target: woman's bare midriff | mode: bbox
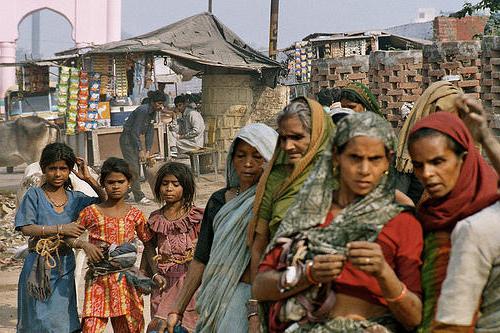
[329,293,389,319]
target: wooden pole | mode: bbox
[268,0,279,59]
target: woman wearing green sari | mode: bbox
[253,112,423,332]
[248,97,335,282]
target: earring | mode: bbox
[384,170,389,175]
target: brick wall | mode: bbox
[250,85,289,127]
[201,74,288,163]
[481,36,500,135]
[310,55,369,94]
[202,74,255,157]
[434,16,488,42]
[422,41,482,98]
[369,50,423,127]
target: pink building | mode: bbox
[0,0,122,113]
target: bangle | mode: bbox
[247,312,258,319]
[42,225,46,236]
[385,283,408,303]
[247,299,259,318]
[73,239,80,248]
[305,261,320,285]
[152,272,160,280]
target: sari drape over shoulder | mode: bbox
[248,97,335,244]
[263,113,415,332]
[396,81,462,173]
[195,123,278,332]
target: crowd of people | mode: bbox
[13,80,500,333]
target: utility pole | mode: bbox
[32,11,41,59]
[268,0,279,60]
[208,0,213,13]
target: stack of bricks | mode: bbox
[310,55,369,95]
[422,41,482,98]
[369,50,423,128]
[481,36,500,136]
[202,74,254,160]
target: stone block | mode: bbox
[336,66,353,74]
[401,95,419,102]
[386,89,404,96]
[399,82,419,89]
[347,73,367,80]
[457,80,480,88]
[458,66,479,74]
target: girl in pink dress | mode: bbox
[146,162,203,332]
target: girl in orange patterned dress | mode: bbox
[72,157,156,333]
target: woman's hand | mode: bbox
[153,273,167,291]
[455,96,489,143]
[82,242,104,263]
[347,241,387,277]
[73,157,92,182]
[61,222,85,238]
[310,254,346,283]
[248,315,261,333]
[166,312,182,333]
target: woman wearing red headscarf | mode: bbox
[408,111,500,332]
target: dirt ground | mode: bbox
[0,166,225,332]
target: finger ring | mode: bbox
[365,258,371,264]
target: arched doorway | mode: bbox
[16,9,75,61]
[0,0,122,113]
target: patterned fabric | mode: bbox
[286,316,396,333]
[341,82,381,115]
[81,312,144,333]
[396,81,462,173]
[266,112,406,331]
[195,123,278,333]
[148,206,203,331]
[271,112,403,251]
[78,205,152,319]
[248,97,335,243]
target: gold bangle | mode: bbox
[73,239,80,248]
[385,283,408,303]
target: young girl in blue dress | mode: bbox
[15,142,105,333]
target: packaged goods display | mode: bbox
[77,71,90,132]
[115,56,128,97]
[91,55,112,96]
[56,66,71,118]
[65,67,80,135]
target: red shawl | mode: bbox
[410,112,499,331]
[411,112,499,231]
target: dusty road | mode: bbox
[0,167,225,332]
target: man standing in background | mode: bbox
[120,90,166,204]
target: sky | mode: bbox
[16,0,478,59]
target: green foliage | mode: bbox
[452,0,499,18]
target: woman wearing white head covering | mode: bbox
[156,123,278,333]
